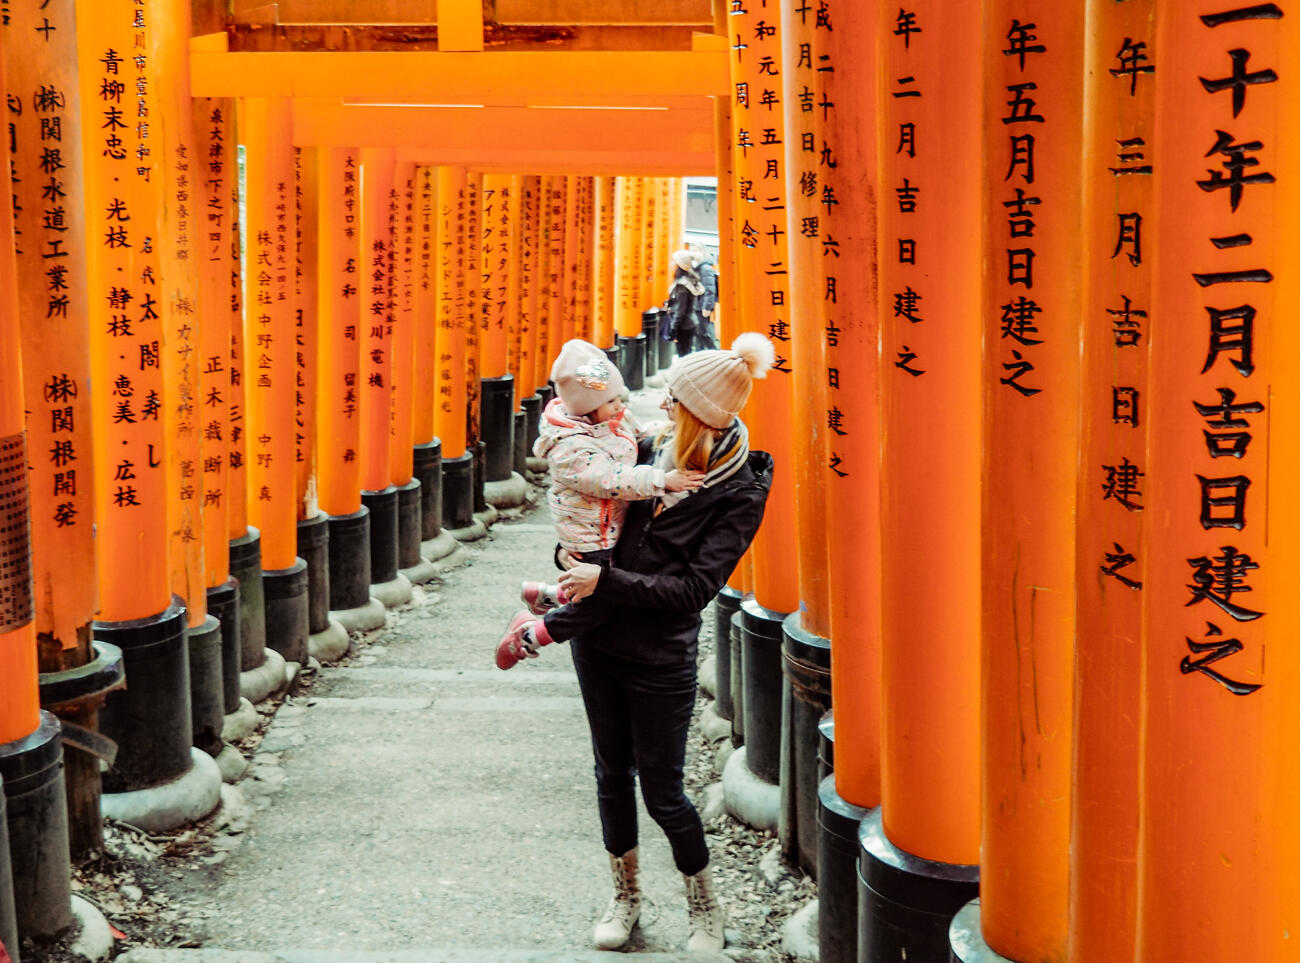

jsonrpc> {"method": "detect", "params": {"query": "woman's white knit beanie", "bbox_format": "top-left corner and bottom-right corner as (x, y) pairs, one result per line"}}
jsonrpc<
(664, 333), (775, 429)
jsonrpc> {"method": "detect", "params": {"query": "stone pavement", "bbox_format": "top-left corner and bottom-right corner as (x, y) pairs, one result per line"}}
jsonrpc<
(114, 432), (777, 961)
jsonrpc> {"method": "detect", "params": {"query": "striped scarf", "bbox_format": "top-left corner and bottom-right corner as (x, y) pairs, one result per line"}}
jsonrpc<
(655, 418), (750, 511)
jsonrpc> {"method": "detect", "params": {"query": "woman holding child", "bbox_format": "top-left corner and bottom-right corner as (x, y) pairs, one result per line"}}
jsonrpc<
(498, 333), (775, 953)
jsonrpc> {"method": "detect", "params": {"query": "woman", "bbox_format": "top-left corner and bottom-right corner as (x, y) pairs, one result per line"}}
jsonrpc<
(555, 333), (775, 952)
(666, 249), (706, 358)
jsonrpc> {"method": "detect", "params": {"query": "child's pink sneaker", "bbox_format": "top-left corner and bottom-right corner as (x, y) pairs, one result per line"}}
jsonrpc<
(496, 612), (555, 670)
(521, 581), (569, 615)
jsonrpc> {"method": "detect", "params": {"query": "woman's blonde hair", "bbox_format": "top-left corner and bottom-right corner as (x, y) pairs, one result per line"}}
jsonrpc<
(660, 402), (718, 472)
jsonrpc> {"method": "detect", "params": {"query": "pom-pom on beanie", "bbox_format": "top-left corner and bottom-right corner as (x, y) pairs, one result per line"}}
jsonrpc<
(664, 332), (775, 429)
(550, 339), (625, 416)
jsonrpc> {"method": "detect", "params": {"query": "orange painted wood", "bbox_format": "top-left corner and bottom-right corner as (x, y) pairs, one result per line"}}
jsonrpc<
(390, 161), (417, 486)
(316, 148), (365, 517)
(515, 175), (542, 399)
(980, 2), (1085, 950)
(481, 174), (515, 379)
(464, 172), (483, 446)
(413, 165), (439, 444)
(1140, 5), (1300, 959)
(295, 147), (322, 516)
(434, 165), (469, 457)
(7, 0), (96, 647)
(591, 176), (617, 349)
(227, 128), (249, 540)
(358, 147), (397, 490)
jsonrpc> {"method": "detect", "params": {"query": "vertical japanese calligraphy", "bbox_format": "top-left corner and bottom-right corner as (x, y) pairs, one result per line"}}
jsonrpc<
(357, 147), (395, 492)
(591, 176), (617, 351)
(434, 166), (468, 459)
(412, 165), (437, 446)
(516, 175), (541, 401)
(463, 173), (483, 449)
(295, 147), (320, 518)
(389, 161), (415, 487)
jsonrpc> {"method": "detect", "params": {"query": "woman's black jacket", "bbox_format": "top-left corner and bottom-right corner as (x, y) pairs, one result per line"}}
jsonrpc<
(666, 278), (699, 336)
(580, 448), (774, 666)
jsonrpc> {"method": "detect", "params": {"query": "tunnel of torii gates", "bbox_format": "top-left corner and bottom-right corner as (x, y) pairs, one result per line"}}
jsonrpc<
(0, 0), (1297, 962)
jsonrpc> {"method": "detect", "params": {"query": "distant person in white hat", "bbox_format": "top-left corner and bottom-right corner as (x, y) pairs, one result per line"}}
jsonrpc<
(665, 249), (705, 358)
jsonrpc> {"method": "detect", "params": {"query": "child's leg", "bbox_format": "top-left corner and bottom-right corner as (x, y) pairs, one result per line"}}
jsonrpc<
(541, 548), (615, 644)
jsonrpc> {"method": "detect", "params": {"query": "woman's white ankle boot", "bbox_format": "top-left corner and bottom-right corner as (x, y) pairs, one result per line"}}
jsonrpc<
(593, 848), (641, 950)
(683, 865), (725, 953)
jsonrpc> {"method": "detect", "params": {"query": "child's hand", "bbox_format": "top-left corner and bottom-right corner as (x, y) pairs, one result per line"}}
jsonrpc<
(665, 469), (706, 492)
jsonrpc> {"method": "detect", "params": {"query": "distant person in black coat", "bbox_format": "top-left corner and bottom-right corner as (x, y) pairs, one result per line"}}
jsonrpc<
(665, 249), (705, 358)
(521, 333), (776, 954)
(691, 245), (719, 351)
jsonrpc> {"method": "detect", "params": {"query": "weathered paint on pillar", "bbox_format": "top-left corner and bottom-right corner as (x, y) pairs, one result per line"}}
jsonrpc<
(295, 147), (321, 517)
(726, 0), (797, 615)
(981, 4), (1085, 954)
(5, 0), (96, 663)
(481, 174), (512, 380)
(516, 174), (541, 400)
(390, 161), (416, 486)
(464, 172), (483, 447)
(79, 0), (170, 621)
(414, 166), (438, 444)
(1070, 2), (1156, 958)
(435, 165), (469, 458)
(358, 147), (396, 492)
(0, 22), (40, 744)
(591, 176), (617, 350)
(780, 0), (832, 639)
(156, 0), (205, 625)
(1140, 5), (1300, 958)
(316, 148), (363, 518)
(197, 98), (234, 588)
(242, 97), (299, 572)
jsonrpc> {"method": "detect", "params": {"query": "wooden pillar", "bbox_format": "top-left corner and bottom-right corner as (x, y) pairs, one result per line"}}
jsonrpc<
(227, 128), (249, 543)
(561, 175), (580, 345)
(592, 176), (617, 350)
(316, 148), (363, 518)
(481, 175), (513, 380)
(359, 147), (396, 492)
(464, 172), (483, 449)
(1139, 5), (1300, 959)
(6, 0), (95, 672)
(241, 97), (299, 572)
(614, 176), (641, 339)
(541, 175), (567, 379)
(1070, 1), (1155, 958)
(726, 0), (797, 615)
(516, 175), (541, 400)
(295, 147), (321, 518)
(979, 4), (1085, 957)
(390, 162), (416, 487)
(640, 177), (660, 312)
(435, 166), (468, 459)
(414, 166), (438, 444)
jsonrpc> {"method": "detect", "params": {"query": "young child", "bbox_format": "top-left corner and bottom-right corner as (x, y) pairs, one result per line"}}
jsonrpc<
(497, 339), (702, 669)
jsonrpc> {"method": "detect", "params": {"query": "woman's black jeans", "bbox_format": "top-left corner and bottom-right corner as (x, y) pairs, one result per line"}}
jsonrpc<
(570, 640), (709, 876)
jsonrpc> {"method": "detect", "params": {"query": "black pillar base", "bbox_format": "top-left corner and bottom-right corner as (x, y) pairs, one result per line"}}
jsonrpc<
(95, 597), (192, 792)
(642, 310), (663, 379)
(296, 513), (331, 635)
(442, 452), (475, 530)
(730, 609), (745, 747)
(206, 579), (242, 716)
(603, 343), (623, 375)
(949, 899), (1014, 962)
(186, 615), (224, 756)
(0, 712), (73, 945)
(481, 375), (516, 482)
(0, 775), (14, 962)
(818, 709), (835, 785)
(263, 559), (309, 665)
(740, 598), (788, 782)
(616, 333), (646, 391)
(658, 329), (675, 370)
(512, 411), (528, 476)
(537, 384), (554, 409)
(781, 613), (832, 879)
(327, 507), (371, 610)
(818, 778), (870, 963)
(229, 527), (267, 671)
(713, 587), (745, 721)
(396, 478), (423, 568)
(413, 440), (443, 542)
(521, 394), (543, 458)
(361, 487), (400, 585)
(857, 808), (979, 963)
(473, 440), (488, 514)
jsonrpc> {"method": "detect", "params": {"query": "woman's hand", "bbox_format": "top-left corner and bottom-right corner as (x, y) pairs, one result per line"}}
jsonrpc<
(665, 469), (706, 493)
(558, 563), (603, 602)
(556, 548), (584, 570)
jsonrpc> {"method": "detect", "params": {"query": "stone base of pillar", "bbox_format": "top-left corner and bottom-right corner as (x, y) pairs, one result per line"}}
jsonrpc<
(399, 558), (440, 586)
(396, 478), (423, 569)
(526, 457), (549, 476)
(781, 613), (832, 880)
(474, 504), (499, 529)
(722, 745), (778, 832)
(782, 899), (820, 963)
(441, 452), (475, 531)
(857, 808), (979, 963)
(422, 530), (460, 564)
(326, 508), (372, 612)
(371, 573), (413, 609)
(603, 343), (623, 373)
(206, 578), (243, 717)
(308, 618), (350, 663)
(730, 609), (746, 748)
(214, 743), (248, 784)
(187, 615), (225, 758)
(447, 517), (489, 542)
(616, 334), (646, 391)
(296, 513), (332, 636)
(229, 527), (267, 672)
(740, 599), (789, 784)
(484, 471), (529, 509)
(658, 330), (675, 371)
(949, 900), (1014, 963)
(413, 440), (444, 543)
(712, 587), (745, 721)
(67, 894), (113, 961)
(100, 747), (221, 835)
(361, 487), (401, 586)
(331, 598), (387, 634)
(263, 558), (309, 666)
(222, 698), (260, 743)
(819, 778), (870, 963)
(239, 648), (286, 705)
(521, 393), (543, 456)
(0, 712), (73, 941)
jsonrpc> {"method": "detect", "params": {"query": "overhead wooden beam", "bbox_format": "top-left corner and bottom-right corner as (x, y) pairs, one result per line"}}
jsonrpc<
(436, 0), (483, 50)
(190, 36), (729, 101)
(229, 0), (713, 25)
(225, 23), (708, 53)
